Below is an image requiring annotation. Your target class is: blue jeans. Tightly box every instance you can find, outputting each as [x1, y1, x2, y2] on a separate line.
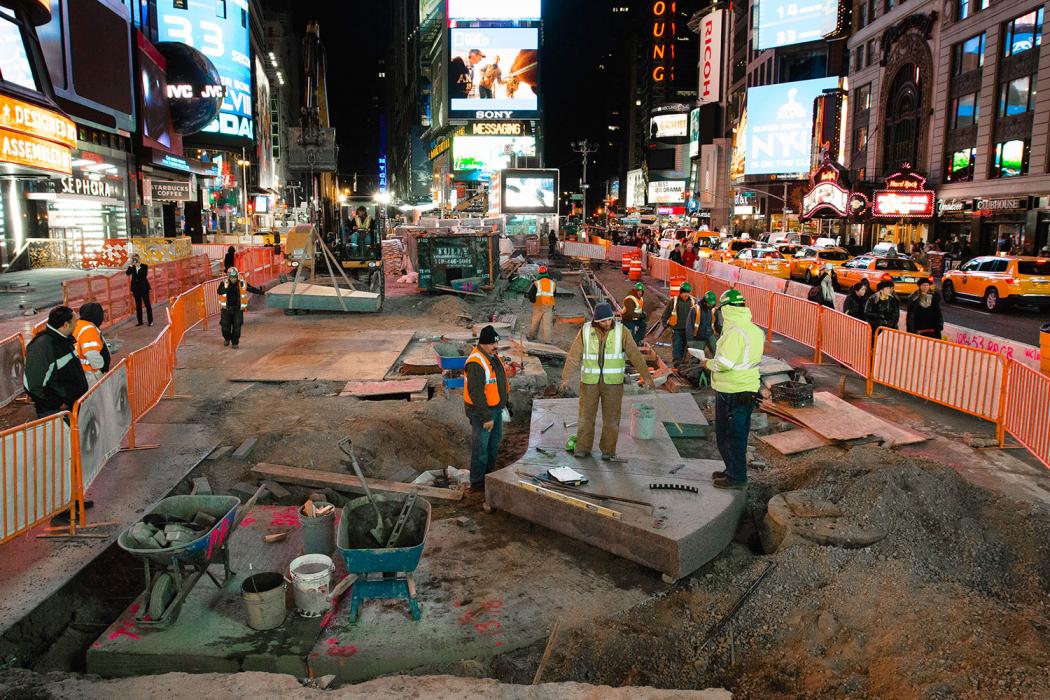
[671, 329, 688, 363]
[715, 391, 755, 484]
[624, 319, 646, 346]
[469, 409, 503, 488]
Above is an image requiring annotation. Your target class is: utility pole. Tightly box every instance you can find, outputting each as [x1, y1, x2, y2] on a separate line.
[571, 139, 599, 225]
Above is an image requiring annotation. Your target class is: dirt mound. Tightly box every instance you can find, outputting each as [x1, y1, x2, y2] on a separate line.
[424, 295, 471, 324]
[529, 450, 1050, 699]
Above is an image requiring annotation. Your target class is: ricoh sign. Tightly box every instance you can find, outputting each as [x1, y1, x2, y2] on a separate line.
[698, 10, 724, 106]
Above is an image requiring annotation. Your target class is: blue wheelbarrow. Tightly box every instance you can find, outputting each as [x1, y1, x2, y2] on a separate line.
[335, 493, 431, 622]
[434, 342, 470, 398]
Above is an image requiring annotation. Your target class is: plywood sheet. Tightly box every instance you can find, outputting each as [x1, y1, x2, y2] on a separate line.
[774, 392, 929, 446]
[340, 377, 428, 397]
[759, 429, 830, 455]
[232, 330, 413, 382]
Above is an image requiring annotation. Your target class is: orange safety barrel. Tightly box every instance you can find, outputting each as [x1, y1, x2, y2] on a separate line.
[621, 253, 631, 274]
[628, 255, 642, 281]
[669, 275, 686, 297]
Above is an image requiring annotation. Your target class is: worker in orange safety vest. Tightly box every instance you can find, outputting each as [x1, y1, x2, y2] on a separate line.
[527, 266, 557, 344]
[463, 325, 510, 492]
[73, 302, 111, 386]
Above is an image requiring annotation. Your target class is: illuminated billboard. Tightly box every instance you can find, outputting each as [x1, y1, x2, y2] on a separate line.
[449, 28, 539, 118]
[501, 168, 559, 215]
[650, 113, 688, 140]
[648, 180, 686, 204]
[743, 77, 839, 176]
[447, 0, 541, 20]
[157, 0, 253, 143]
[757, 0, 840, 51]
[452, 135, 536, 173]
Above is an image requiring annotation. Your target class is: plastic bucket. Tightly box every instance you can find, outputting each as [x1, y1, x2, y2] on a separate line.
[289, 553, 334, 618]
[299, 501, 336, 555]
[241, 572, 286, 630]
[630, 404, 656, 440]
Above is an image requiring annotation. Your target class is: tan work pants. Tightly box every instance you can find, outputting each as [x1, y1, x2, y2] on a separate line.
[529, 305, 554, 344]
[576, 381, 625, 456]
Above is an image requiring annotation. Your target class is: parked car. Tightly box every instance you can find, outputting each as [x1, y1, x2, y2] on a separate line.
[715, 238, 756, 263]
[774, 243, 803, 259]
[941, 255, 1050, 311]
[789, 246, 852, 283]
[693, 235, 721, 259]
[730, 247, 791, 279]
[835, 256, 928, 295]
[870, 242, 903, 258]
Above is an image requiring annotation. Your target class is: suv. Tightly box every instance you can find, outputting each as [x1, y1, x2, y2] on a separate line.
[942, 256, 1050, 311]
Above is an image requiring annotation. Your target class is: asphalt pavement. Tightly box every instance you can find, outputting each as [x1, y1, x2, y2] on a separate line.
[939, 297, 1049, 344]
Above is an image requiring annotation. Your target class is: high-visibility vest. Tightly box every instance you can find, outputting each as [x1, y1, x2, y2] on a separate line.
[463, 348, 505, 406]
[73, 320, 103, 374]
[219, 279, 249, 310]
[534, 277, 556, 306]
[668, 297, 694, 326]
[624, 294, 644, 319]
[354, 215, 372, 230]
[581, 322, 626, 385]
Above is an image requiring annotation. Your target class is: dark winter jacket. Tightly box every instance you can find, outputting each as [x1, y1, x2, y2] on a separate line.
[685, 303, 716, 341]
[906, 292, 944, 338]
[126, 264, 150, 292]
[843, 288, 869, 321]
[217, 279, 263, 312]
[864, 294, 900, 332]
[23, 326, 88, 414]
[661, 295, 695, 331]
[464, 350, 508, 421]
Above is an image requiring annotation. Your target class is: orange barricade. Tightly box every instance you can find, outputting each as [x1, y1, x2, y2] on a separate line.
[126, 324, 174, 424]
[202, 278, 224, 320]
[1003, 361, 1050, 468]
[706, 275, 733, 302]
[648, 256, 670, 282]
[771, 293, 820, 352]
[685, 269, 707, 297]
[818, 308, 872, 378]
[736, 283, 774, 330]
[871, 328, 1007, 429]
[0, 412, 74, 543]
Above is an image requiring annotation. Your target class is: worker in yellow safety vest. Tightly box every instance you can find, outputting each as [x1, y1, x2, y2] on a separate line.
[560, 303, 654, 461]
[463, 325, 510, 492]
[527, 266, 556, 344]
[217, 267, 263, 348]
[73, 302, 111, 386]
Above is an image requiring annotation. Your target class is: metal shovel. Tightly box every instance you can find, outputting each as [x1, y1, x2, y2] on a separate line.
[338, 437, 388, 544]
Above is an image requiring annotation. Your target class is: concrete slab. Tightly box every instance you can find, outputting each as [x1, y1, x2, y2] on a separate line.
[0, 423, 218, 636]
[86, 505, 322, 678]
[231, 330, 414, 383]
[485, 395, 744, 582]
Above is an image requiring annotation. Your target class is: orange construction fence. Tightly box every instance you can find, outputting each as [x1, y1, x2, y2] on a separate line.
[0, 412, 74, 544]
[771, 293, 820, 354]
[736, 283, 774, 330]
[1003, 361, 1050, 469]
[818, 308, 872, 378]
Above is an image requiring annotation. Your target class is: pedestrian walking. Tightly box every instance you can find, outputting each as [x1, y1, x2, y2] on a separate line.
[685, 291, 719, 358]
[73, 302, 110, 387]
[661, 281, 695, 364]
[703, 290, 764, 490]
[682, 243, 697, 270]
[24, 306, 87, 418]
[217, 267, 263, 348]
[622, 282, 648, 346]
[864, 280, 900, 337]
[125, 254, 153, 326]
[669, 244, 683, 265]
[463, 325, 509, 492]
[816, 263, 836, 308]
[842, 281, 870, 321]
[906, 278, 943, 339]
[548, 229, 557, 258]
[223, 246, 236, 273]
[560, 303, 653, 461]
[526, 266, 556, 344]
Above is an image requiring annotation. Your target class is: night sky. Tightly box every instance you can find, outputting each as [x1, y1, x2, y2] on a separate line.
[274, 0, 628, 196]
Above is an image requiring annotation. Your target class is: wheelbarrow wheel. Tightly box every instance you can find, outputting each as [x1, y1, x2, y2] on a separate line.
[148, 572, 176, 621]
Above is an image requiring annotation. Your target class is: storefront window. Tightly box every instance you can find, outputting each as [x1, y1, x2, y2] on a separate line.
[998, 75, 1034, 116]
[0, 12, 37, 91]
[945, 147, 976, 182]
[952, 92, 979, 127]
[1003, 8, 1043, 57]
[991, 139, 1028, 177]
[952, 33, 986, 74]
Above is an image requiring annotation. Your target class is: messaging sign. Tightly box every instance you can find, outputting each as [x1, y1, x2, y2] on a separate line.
[743, 77, 839, 176]
[157, 0, 253, 143]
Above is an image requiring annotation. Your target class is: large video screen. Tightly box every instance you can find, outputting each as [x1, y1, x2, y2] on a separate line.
[743, 77, 839, 176]
[157, 0, 253, 143]
[452, 135, 536, 173]
[448, 0, 541, 20]
[501, 169, 558, 214]
[448, 28, 539, 118]
[650, 113, 688, 140]
[757, 0, 840, 50]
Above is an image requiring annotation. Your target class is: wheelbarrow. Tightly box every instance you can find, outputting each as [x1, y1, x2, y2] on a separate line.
[335, 494, 431, 622]
[117, 486, 266, 626]
[433, 342, 470, 398]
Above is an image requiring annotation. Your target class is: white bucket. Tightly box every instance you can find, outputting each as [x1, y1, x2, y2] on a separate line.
[630, 404, 656, 440]
[289, 553, 334, 618]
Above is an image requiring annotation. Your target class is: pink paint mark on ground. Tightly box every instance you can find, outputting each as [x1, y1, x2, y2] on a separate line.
[239, 516, 256, 527]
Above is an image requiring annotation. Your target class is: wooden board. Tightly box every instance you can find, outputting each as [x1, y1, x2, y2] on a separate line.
[759, 429, 830, 455]
[252, 462, 463, 501]
[340, 377, 428, 398]
[513, 339, 567, 359]
[232, 330, 413, 382]
[774, 392, 928, 446]
[265, 282, 382, 313]
[815, 393, 929, 447]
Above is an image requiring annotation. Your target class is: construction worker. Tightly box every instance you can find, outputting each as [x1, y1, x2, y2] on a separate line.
[350, 206, 375, 252]
[463, 325, 509, 492]
[704, 290, 764, 490]
[685, 291, 718, 358]
[217, 267, 263, 348]
[661, 281, 695, 364]
[73, 302, 110, 386]
[24, 306, 87, 418]
[561, 303, 654, 461]
[622, 282, 648, 346]
[527, 266, 556, 344]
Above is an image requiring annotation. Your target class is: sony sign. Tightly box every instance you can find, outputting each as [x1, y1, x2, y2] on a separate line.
[698, 10, 724, 106]
[475, 110, 514, 119]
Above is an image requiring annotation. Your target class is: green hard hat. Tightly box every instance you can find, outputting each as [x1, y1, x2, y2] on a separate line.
[719, 289, 746, 307]
[679, 281, 692, 293]
[634, 282, 645, 291]
[703, 291, 717, 305]
[566, 435, 577, 452]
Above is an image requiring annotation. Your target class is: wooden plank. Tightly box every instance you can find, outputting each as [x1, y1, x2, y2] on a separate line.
[234, 330, 414, 382]
[813, 393, 928, 447]
[512, 339, 567, 359]
[252, 462, 463, 501]
[340, 377, 428, 398]
[759, 429, 830, 455]
[772, 392, 928, 446]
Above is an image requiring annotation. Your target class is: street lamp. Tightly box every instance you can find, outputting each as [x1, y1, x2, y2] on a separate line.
[236, 151, 251, 239]
[373, 191, 392, 239]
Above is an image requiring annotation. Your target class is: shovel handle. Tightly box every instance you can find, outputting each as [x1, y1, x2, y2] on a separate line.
[329, 574, 358, 602]
[235, 483, 269, 527]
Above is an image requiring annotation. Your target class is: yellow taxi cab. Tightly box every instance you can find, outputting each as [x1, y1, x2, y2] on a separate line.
[789, 246, 852, 283]
[730, 247, 791, 279]
[716, 238, 756, 263]
[835, 255, 927, 296]
[693, 235, 721, 259]
[941, 255, 1050, 311]
[774, 243, 803, 260]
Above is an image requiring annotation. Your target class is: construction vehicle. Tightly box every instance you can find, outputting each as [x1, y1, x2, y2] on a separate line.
[330, 196, 384, 295]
